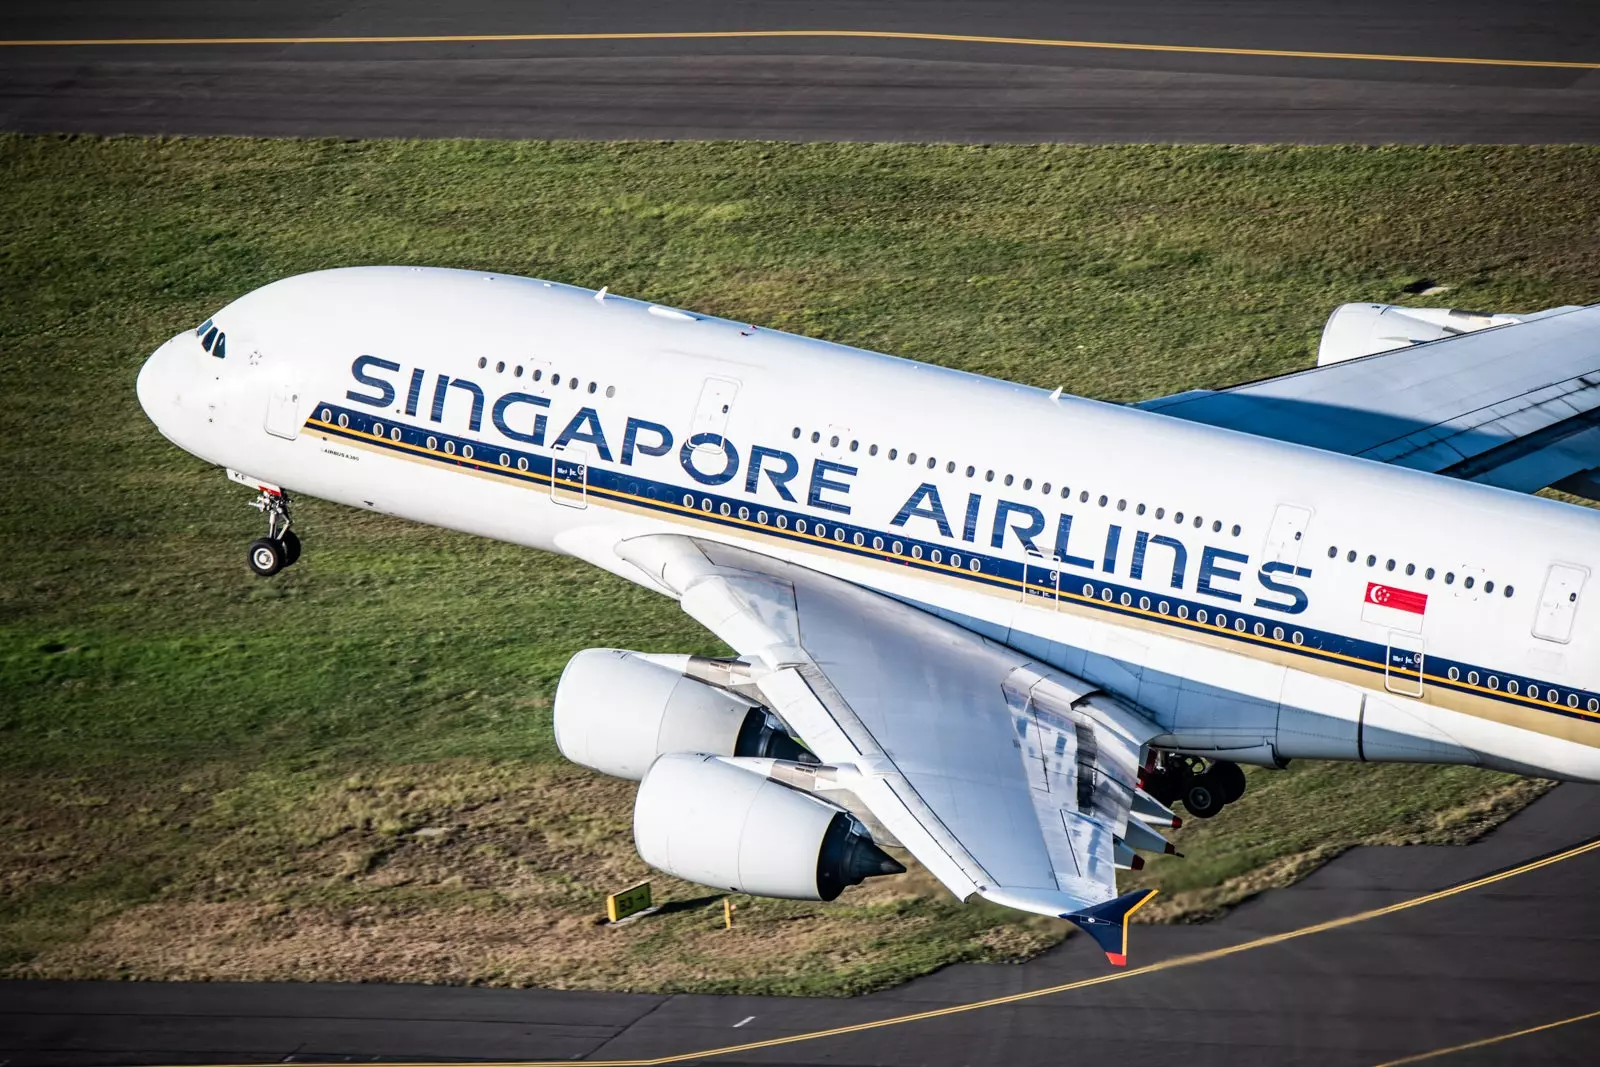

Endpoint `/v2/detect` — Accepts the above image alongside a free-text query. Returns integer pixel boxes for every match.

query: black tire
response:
[248,537,284,577]
[1212,761,1247,804]
[1183,774,1227,819]
[279,530,302,567]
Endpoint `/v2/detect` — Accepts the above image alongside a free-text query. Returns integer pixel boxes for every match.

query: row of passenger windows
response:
[195,318,226,359]
[317,418,1597,711]
[1326,546,1514,598]
[474,356,615,398]
[1442,666,1598,711]
[790,426,1245,538]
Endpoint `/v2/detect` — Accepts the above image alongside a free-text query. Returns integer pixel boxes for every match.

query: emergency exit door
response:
[551,445,588,509]
[264,381,302,440]
[1263,503,1313,566]
[1533,563,1588,644]
[690,377,740,443]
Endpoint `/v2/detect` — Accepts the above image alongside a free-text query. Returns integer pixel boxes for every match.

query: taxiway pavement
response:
[5,784,1598,1065]
[2,1,1599,142]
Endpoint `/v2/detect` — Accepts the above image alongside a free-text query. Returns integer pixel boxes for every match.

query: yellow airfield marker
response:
[605,881,653,924]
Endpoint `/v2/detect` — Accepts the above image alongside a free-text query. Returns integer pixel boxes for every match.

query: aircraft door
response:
[1384,631,1425,698]
[264,381,303,440]
[551,445,588,509]
[690,377,740,440]
[1022,554,1060,606]
[1262,504,1313,565]
[1532,563,1588,644]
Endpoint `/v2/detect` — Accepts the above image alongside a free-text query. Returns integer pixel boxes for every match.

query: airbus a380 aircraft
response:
[137,268,1600,965]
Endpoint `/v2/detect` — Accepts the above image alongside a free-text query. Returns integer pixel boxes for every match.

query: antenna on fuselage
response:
[595,286,609,302]
[1049,387,1063,402]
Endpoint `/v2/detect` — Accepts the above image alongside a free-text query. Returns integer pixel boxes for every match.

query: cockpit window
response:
[201,326,219,352]
[212,332,226,359]
[195,318,213,337]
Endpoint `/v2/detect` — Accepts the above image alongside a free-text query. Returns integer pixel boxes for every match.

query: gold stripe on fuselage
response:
[307,417,1600,749]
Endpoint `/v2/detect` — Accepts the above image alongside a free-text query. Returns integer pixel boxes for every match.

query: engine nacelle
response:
[553,648,810,781]
[633,753,904,900]
[1317,303,1528,366]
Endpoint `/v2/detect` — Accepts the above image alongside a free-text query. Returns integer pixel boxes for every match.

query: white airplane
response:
[137,268,1600,966]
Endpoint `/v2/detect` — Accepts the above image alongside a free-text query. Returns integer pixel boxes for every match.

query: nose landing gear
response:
[245,483,301,577]
[1141,754,1247,820]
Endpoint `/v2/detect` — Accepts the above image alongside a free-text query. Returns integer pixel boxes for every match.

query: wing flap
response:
[615,533,1165,923]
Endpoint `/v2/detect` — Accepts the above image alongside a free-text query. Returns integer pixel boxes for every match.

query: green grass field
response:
[1,137,1594,993]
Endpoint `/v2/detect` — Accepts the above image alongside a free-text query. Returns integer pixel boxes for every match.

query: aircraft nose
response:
[136,335,185,431]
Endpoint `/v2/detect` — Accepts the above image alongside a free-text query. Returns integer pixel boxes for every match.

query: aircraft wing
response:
[616,533,1164,965]
[1137,304,1600,500]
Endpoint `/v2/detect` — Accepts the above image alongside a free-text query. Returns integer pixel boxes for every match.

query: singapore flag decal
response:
[1362,581,1429,632]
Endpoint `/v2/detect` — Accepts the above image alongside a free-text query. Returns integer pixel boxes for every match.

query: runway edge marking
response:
[0,29,1595,70]
[164,835,1600,1067]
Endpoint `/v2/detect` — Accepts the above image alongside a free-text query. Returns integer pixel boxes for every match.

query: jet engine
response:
[633,753,904,900]
[1316,303,1530,366]
[553,648,810,780]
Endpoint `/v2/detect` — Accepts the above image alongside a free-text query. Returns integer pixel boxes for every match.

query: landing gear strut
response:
[1141,754,1247,820]
[246,485,301,577]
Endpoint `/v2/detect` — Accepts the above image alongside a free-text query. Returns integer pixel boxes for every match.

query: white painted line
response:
[733,1016,756,1029]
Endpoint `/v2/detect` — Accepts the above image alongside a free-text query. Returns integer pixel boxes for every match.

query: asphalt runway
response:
[2,1,1599,141]
[5,783,1599,1066]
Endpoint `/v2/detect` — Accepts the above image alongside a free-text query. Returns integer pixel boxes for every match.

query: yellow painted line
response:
[1372,1007,1600,1066]
[163,835,1600,1067]
[0,28,1594,70]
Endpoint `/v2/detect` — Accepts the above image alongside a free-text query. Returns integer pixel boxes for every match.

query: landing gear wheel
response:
[1183,774,1227,819]
[279,529,302,567]
[1212,760,1247,804]
[248,537,285,577]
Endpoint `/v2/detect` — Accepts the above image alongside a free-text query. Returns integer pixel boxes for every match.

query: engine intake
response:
[633,753,904,900]
[553,648,811,780]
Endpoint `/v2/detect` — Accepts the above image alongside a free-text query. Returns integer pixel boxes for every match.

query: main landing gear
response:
[245,485,301,578]
[1141,754,1247,820]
